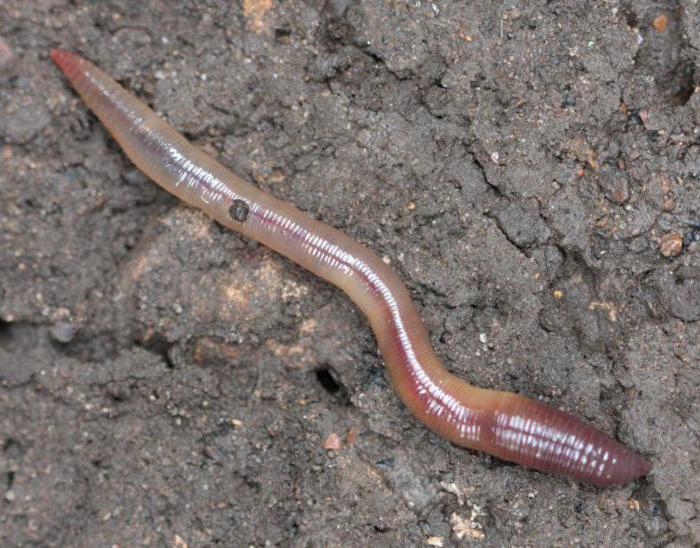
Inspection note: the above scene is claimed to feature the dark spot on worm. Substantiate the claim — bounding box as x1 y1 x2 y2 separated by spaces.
229 199 249 222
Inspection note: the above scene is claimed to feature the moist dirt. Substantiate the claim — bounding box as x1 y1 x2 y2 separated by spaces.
1 1 699 546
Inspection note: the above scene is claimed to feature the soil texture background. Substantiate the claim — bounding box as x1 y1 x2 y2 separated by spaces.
1 1 699 546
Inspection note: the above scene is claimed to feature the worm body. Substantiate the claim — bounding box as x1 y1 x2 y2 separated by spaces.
51 49 651 486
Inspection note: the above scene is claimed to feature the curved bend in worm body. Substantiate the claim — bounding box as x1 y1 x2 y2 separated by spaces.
51 49 651 486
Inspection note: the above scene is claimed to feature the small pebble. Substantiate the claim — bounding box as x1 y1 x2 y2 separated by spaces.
0 37 15 72
323 432 342 450
659 231 683 257
652 14 668 32
50 321 78 343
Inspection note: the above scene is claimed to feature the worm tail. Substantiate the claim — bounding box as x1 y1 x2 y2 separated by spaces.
486 394 651 486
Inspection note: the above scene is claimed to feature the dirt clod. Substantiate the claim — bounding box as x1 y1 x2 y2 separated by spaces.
659 231 683 257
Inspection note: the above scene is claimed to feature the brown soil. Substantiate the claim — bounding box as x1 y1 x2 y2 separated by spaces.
1 1 698 545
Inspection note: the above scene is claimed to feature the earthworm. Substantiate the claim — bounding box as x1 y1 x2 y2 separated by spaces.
51 49 651 486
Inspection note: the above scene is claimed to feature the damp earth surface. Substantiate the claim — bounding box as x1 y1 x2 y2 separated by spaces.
1 1 699 546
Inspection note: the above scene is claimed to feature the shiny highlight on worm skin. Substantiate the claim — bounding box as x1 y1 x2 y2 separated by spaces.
51 49 651 486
